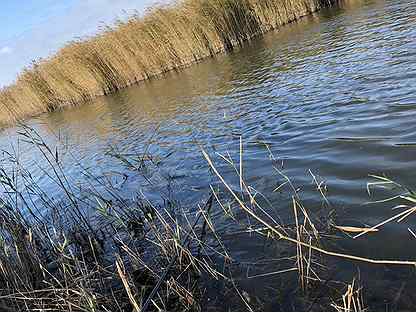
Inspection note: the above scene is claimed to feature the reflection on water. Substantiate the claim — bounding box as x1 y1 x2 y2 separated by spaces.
1 0 416 309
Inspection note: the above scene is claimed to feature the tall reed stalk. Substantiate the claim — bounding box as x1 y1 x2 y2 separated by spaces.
0 0 337 125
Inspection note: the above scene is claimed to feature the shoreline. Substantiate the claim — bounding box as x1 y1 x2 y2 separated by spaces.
0 0 339 126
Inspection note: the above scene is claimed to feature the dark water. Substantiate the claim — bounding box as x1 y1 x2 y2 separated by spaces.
2 0 416 309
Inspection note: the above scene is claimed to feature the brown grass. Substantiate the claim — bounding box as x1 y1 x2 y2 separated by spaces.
331 278 366 312
2 127 416 311
0 126 227 312
0 0 337 125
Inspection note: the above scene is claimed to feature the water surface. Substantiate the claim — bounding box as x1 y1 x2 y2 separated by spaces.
2 0 416 309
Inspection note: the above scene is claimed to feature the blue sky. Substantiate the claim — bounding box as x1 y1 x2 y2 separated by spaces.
0 0 158 87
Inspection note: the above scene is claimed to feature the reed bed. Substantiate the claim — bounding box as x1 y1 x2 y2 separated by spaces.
4 127 416 310
0 126 339 311
0 126 232 312
0 0 338 125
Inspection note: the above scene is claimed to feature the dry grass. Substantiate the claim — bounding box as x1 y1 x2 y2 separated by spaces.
0 126 343 311
203 141 416 310
0 0 338 125
331 279 366 312
0 126 228 312
2 128 416 310
203 149 416 267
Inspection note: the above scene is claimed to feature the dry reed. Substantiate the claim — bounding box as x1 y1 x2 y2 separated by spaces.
0 0 337 125
331 278 366 312
203 149 416 267
0 126 228 312
1 127 415 310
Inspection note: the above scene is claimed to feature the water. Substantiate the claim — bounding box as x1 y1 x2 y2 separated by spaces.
2 0 416 309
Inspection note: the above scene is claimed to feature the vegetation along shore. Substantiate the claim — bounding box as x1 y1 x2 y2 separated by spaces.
0 0 339 126
2 127 416 311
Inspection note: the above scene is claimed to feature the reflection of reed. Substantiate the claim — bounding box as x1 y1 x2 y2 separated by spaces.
0 0 339 125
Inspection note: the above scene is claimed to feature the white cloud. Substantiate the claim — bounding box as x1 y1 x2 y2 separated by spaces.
0 46 12 55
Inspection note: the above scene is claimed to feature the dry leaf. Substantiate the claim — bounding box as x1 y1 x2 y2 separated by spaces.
334 225 379 233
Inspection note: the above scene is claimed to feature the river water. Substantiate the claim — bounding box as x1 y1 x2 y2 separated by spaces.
1 0 416 309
